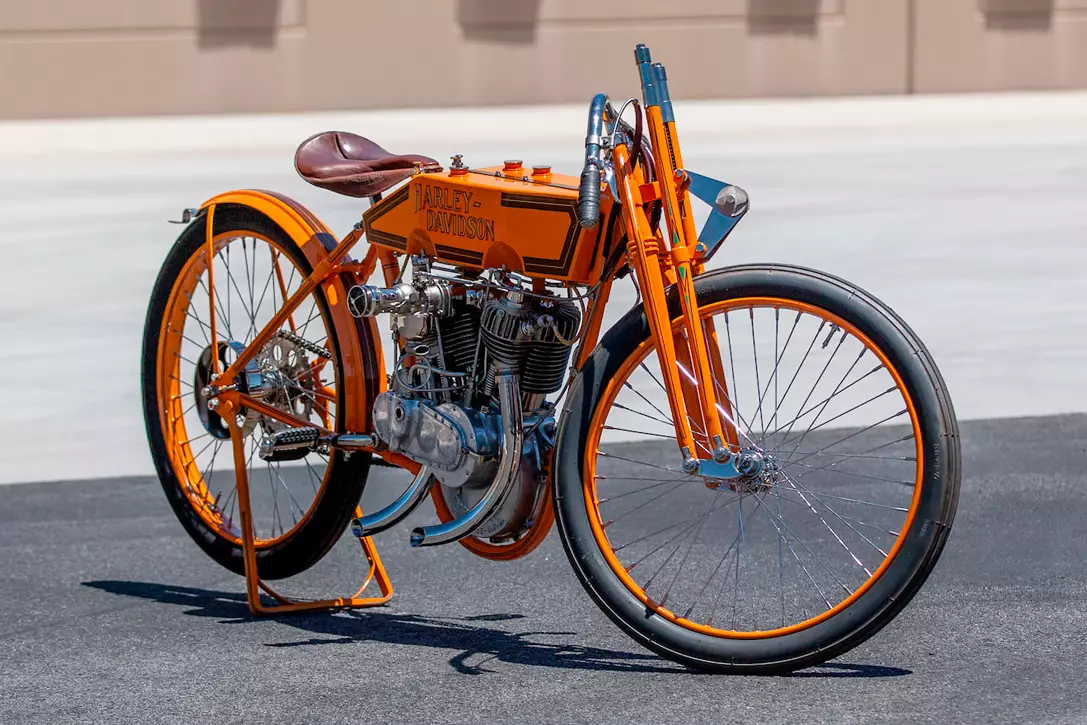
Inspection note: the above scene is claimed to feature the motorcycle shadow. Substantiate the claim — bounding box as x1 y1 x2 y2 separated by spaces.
82 580 910 679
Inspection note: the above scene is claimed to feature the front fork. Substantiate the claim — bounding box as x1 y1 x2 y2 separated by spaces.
612 48 742 476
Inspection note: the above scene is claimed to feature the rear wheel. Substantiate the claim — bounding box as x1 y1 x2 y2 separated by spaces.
142 205 370 580
554 264 960 673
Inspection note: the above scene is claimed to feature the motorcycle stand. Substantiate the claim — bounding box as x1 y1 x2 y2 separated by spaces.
225 407 394 615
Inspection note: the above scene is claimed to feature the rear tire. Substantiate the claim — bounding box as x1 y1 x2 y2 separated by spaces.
554 264 960 673
142 205 372 580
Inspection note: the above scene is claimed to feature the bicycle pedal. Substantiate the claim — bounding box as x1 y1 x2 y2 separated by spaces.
258 427 320 461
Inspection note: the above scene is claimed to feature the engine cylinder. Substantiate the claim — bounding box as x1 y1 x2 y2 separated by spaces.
437 303 482 374
479 295 531 368
479 293 581 394
524 300 581 394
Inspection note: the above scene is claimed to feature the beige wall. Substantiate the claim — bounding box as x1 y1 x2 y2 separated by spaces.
0 0 1081 120
913 0 1087 92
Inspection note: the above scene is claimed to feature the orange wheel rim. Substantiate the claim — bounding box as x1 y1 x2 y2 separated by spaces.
584 297 924 639
156 230 338 547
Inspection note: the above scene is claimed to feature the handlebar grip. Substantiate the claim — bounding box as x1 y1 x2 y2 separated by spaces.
577 164 602 229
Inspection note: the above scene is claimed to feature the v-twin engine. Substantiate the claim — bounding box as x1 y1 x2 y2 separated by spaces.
348 265 580 545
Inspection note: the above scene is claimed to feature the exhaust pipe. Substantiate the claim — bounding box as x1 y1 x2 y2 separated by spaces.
349 464 433 538
409 368 523 547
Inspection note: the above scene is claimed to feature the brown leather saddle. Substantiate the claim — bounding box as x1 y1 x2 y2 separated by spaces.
294 131 441 198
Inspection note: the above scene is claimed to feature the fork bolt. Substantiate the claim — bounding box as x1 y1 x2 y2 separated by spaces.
711 435 731 463
681 446 700 474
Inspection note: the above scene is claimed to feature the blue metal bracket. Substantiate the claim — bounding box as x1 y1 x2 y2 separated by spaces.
687 171 750 262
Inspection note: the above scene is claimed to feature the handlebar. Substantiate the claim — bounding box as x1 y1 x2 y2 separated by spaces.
577 93 608 229
578 44 662 229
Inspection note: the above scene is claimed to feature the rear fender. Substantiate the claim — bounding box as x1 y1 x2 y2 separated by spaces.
199 189 384 434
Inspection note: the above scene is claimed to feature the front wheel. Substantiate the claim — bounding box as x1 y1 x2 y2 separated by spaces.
554 264 960 673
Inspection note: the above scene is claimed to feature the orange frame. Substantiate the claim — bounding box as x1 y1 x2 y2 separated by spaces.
192 66 741 612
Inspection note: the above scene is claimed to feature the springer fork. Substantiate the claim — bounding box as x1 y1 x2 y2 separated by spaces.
599 46 744 478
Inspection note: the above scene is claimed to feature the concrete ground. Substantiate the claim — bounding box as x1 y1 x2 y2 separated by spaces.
1 91 1086 484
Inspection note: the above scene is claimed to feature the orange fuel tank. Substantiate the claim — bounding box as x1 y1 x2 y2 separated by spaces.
362 163 614 285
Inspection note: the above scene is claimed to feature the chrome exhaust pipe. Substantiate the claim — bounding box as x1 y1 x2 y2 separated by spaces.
349 464 434 538
409 368 523 547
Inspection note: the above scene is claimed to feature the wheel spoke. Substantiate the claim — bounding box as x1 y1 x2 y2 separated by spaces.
765 319 824 431
781 475 892 557
750 492 833 610
160 232 339 546
774 328 848 456
749 307 766 438
785 409 909 468
786 458 915 487
602 425 679 440
597 449 684 475
602 479 688 528
596 475 690 503
779 470 871 577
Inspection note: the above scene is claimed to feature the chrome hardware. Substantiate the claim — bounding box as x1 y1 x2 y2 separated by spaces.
169 207 199 224
681 446 699 474
711 434 730 463
201 383 238 398
371 392 501 488
258 427 320 461
347 280 452 318
714 185 749 218
689 449 767 482
394 312 430 341
464 289 486 309
450 154 466 170
440 408 555 540
257 429 377 462
334 434 376 450
693 457 742 480
193 341 261 439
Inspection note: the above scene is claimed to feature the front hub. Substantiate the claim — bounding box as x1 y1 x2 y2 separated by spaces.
702 448 777 494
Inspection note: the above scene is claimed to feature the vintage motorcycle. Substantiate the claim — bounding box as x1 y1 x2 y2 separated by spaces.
142 45 960 673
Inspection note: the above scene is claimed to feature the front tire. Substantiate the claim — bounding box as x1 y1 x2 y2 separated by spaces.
554 264 960 673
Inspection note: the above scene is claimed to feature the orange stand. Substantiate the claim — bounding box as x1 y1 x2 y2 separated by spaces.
224 401 394 615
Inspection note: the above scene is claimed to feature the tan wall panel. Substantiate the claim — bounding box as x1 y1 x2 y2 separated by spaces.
0 0 906 119
913 0 1087 92
0 0 304 32
443 0 906 103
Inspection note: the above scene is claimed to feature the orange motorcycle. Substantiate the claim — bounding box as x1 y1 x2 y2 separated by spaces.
142 44 960 673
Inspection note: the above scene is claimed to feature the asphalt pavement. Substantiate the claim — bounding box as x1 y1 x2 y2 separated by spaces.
1 413 1086 724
